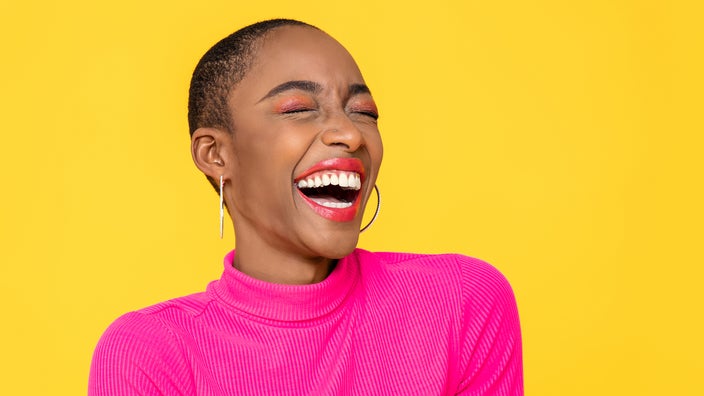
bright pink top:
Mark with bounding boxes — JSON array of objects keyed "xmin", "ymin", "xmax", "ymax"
[{"xmin": 89, "ymin": 249, "xmax": 523, "ymax": 395}]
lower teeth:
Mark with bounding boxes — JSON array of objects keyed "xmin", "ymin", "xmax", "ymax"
[{"xmin": 318, "ymin": 201, "xmax": 352, "ymax": 209}]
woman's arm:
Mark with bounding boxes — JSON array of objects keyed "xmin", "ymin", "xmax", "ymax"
[{"xmin": 455, "ymin": 255, "xmax": 524, "ymax": 395}]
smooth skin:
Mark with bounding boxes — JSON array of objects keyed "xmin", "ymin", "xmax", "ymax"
[{"xmin": 191, "ymin": 26, "xmax": 383, "ymax": 285}]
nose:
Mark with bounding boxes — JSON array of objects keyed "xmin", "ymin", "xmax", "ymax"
[{"xmin": 320, "ymin": 117, "xmax": 364, "ymax": 152}]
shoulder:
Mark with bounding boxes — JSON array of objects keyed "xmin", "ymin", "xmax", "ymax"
[
  {"xmin": 137, "ymin": 290, "xmax": 213, "ymax": 320},
  {"xmin": 92, "ymin": 291, "xmax": 210, "ymax": 362},
  {"xmin": 353, "ymin": 249, "xmax": 517, "ymax": 311},
  {"xmin": 354, "ymin": 249, "xmax": 512, "ymax": 291},
  {"xmin": 96, "ymin": 291, "xmax": 213, "ymax": 348},
  {"xmin": 88, "ymin": 293, "xmax": 211, "ymax": 395},
  {"xmin": 355, "ymin": 249, "xmax": 519, "ymax": 325},
  {"xmin": 355, "ymin": 248, "xmax": 495, "ymax": 270},
  {"xmin": 451, "ymin": 254, "xmax": 518, "ymax": 311},
  {"xmin": 92, "ymin": 310, "xmax": 181, "ymax": 360}
]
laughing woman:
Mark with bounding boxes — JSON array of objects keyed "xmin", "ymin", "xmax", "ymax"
[{"xmin": 89, "ymin": 19, "xmax": 523, "ymax": 395}]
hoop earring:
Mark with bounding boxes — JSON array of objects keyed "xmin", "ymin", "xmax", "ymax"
[
  {"xmin": 219, "ymin": 175, "xmax": 224, "ymax": 239},
  {"xmin": 360, "ymin": 185, "xmax": 381, "ymax": 233}
]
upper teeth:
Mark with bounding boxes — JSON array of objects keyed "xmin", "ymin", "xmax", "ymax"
[{"xmin": 297, "ymin": 171, "xmax": 361, "ymax": 190}]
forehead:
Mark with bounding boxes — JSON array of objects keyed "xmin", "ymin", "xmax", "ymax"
[{"xmin": 242, "ymin": 26, "xmax": 366, "ymax": 92}]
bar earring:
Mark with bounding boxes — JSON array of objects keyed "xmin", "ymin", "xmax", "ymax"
[{"xmin": 219, "ymin": 175, "xmax": 224, "ymax": 239}]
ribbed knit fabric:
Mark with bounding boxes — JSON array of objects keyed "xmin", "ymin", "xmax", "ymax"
[{"xmin": 89, "ymin": 249, "xmax": 523, "ymax": 395}]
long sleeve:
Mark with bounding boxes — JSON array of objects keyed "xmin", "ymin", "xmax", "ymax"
[
  {"xmin": 88, "ymin": 311, "xmax": 195, "ymax": 396},
  {"xmin": 455, "ymin": 255, "xmax": 523, "ymax": 395}
]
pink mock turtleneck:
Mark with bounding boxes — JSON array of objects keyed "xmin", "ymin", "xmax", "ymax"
[{"xmin": 89, "ymin": 249, "xmax": 522, "ymax": 395}]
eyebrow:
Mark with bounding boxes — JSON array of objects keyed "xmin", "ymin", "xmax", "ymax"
[
  {"xmin": 258, "ymin": 80, "xmax": 321, "ymax": 102},
  {"xmin": 258, "ymin": 80, "xmax": 373, "ymax": 102},
  {"xmin": 349, "ymin": 83, "xmax": 372, "ymax": 97}
]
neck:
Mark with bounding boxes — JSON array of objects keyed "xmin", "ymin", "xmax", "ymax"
[{"xmin": 231, "ymin": 234, "xmax": 336, "ymax": 285}]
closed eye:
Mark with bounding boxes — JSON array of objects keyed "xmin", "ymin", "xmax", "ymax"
[
  {"xmin": 282, "ymin": 108, "xmax": 315, "ymax": 114},
  {"xmin": 355, "ymin": 110, "xmax": 379, "ymax": 120},
  {"xmin": 274, "ymin": 94, "xmax": 317, "ymax": 115},
  {"xmin": 349, "ymin": 109, "xmax": 379, "ymax": 120},
  {"xmin": 347, "ymin": 96, "xmax": 378, "ymax": 121}
]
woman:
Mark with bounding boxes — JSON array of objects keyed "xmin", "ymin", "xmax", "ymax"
[{"xmin": 89, "ymin": 19, "xmax": 523, "ymax": 395}]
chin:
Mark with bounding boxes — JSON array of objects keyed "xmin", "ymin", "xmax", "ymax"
[{"xmin": 310, "ymin": 228, "xmax": 360, "ymax": 259}]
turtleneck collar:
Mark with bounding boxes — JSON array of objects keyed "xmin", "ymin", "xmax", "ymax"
[{"xmin": 208, "ymin": 250, "xmax": 361, "ymax": 322}]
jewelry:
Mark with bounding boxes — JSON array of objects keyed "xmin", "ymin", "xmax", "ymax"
[
  {"xmin": 360, "ymin": 184, "xmax": 381, "ymax": 233},
  {"xmin": 219, "ymin": 175, "xmax": 224, "ymax": 239}
]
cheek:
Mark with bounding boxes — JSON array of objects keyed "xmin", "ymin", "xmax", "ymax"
[
  {"xmin": 233, "ymin": 125, "xmax": 316, "ymax": 186},
  {"xmin": 365, "ymin": 130, "xmax": 384, "ymax": 169}
]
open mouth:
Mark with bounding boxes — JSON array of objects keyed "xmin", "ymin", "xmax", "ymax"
[
  {"xmin": 294, "ymin": 158, "xmax": 365, "ymax": 222},
  {"xmin": 296, "ymin": 171, "xmax": 362, "ymax": 208}
]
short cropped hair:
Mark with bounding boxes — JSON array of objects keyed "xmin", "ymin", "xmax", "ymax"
[
  {"xmin": 188, "ymin": 19, "xmax": 315, "ymax": 136},
  {"xmin": 188, "ymin": 19, "xmax": 317, "ymax": 192}
]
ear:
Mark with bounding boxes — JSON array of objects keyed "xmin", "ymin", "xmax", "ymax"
[{"xmin": 191, "ymin": 127, "xmax": 232, "ymax": 180}]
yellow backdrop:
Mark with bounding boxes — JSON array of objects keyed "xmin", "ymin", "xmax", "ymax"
[{"xmin": 1, "ymin": 0, "xmax": 702, "ymax": 394}]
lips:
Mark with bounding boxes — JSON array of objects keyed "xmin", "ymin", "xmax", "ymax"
[{"xmin": 294, "ymin": 158, "xmax": 365, "ymax": 222}]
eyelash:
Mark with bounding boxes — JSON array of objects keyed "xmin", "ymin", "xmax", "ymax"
[
  {"xmin": 280, "ymin": 105, "xmax": 378, "ymax": 120},
  {"xmin": 351, "ymin": 109, "xmax": 379, "ymax": 120},
  {"xmin": 279, "ymin": 104, "xmax": 319, "ymax": 116}
]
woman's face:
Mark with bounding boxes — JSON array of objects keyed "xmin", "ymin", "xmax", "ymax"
[{"xmin": 223, "ymin": 26, "xmax": 383, "ymax": 260}]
